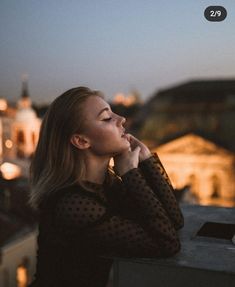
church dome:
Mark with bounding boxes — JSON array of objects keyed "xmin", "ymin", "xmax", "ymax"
[{"xmin": 15, "ymin": 107, "xmax": 37, "ymax": 122}]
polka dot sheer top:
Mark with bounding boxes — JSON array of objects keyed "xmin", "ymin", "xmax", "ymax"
[{"xmin": 31, "ymin": 153, "xmax": 184, "ymax": 287}]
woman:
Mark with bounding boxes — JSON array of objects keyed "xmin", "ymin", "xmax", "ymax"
[{"xmin": 28, "ymin": 87, "xmax": 184, "ymax": 287}]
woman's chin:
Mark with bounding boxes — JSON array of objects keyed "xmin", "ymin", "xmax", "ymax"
[
  {"xmin": 121, "ymin": 134, "xmax": 130, "ymax": 144},
  {"xmin": 121, "ymin": 137, "xmax": 130, "ymax": 146},
  {"xmin": 120, "ymin": 142, "xmax": 131, "ymax": 151},
  {"xmin": 112, "ymin": 142, "xmax": 130, "ymax": 154}
]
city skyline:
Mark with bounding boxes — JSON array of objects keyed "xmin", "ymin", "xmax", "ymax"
[{"xmin": 1, "ymin": 0, "xmax": 235, "ymax": 104}]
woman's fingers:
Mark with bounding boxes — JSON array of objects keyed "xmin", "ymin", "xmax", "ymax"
[
  {"xmin": 113, "ymin": 142, "xmax": 141, "ymax": 176},
  {"xmin": 129, "ymin": 134, "xmax": 142, "ymax": 144},
  {"xmin": 127, "ymin": 133, "xmax": 143, "ymax": 149},
  {"xmin": 126, "ymin": 133, "xmax": 151, "ymax": 162}
]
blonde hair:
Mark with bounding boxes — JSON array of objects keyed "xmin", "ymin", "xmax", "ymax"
[{"xmin": 28, "ymin": 87, "xmax": 115, "ymax": 211}]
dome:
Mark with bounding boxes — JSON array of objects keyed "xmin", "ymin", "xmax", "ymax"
[{"xmin": 15, "ymin": 107, "xmax": 37, "ymax": 122}]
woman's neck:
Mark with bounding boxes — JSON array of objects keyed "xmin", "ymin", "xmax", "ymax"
[{"xmin": 82, "ymin": 153, "xmax": 111, "ymax": 185}]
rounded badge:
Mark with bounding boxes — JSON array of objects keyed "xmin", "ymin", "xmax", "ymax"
[{"xmin": 204, "ymin": 6, "xmax": 227, "ymax": 22}]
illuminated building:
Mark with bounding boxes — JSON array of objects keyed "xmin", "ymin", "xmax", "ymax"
[
  {"xmin": 0, "ymin": 76, "xmax": 41, "ymax": 160},
  {"xmin": 0, "ymin": 77, "xmax": 42, "ymax": 179},
  {"xmin": 154, "ymin": 133, "xmax": 235, "ymax": 207},
  {"xmin": 11, "ymin": 77, "xmax": 41, "ymax": 159},
  {"xmin": 0, "ymin": 216, "xmax": 37, "ymax": 287},
  {"xmin": 113, "ymin": 90, "xmax": 142, "ymax": 106}
]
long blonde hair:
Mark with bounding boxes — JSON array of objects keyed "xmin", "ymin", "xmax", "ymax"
[{"xmin": 28, "ymin": 87, "xmax": 115, "ymax": 211}]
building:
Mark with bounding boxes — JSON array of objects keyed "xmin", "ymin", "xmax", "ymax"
[
  {"xmin": 0, "ymin": 176, "xmax": 38, "ymax": 287},
  {"xmin": 131, "ymin": 79, "xmax": 235, "ymax": 152},
  {"xmin": 0, "ymin": 78, "xmax": 40, "ymax": 286},
  {"xmin": 0, "ymin": 78, "xmax": 41, "ymax": 161},
  {"xmin": 0, "ymin": 78, "xmax": 41, "ymax": 178},
  {"xmin": 0, "ymin": 213, "xmax": 37, "ymax": 287},
  {"xmin": 153, "ymin": 133, "xmax": 235, "ymax": 207}
]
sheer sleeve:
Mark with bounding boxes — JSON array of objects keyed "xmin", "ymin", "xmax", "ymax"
[
  {"xmin": 138, "ymin": 152, "xmax": 184, "ymax": 230},
  {"xmin": 54, "ymin": 168, "xmax": 181, "ymax": 259}
]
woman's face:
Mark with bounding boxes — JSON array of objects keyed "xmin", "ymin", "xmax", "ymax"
[{"xmin": 78, "ymin": 96, "xmax": 130, "ymax": 156}]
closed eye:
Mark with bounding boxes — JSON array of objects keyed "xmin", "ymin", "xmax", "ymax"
[{"xmin": 103, "ymin": 118, "xmax": 112, "ymax": 121}]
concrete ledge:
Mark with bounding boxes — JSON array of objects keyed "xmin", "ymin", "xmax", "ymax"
[{"xmin": 112, "ymin": 204, "xmax": 235, "ymax": 287}]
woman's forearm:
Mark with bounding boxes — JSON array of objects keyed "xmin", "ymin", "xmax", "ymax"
[
  {"xmin": 139, "ymin": 152, "xmax": 184, "ymax": 230},
  {"xmin": 120, "ymin": 167, "xmax": 181, "ymax": 252}
]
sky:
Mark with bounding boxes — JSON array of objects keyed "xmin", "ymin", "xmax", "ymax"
[{"xmin": 1, "ymin": 0, "xmax": 235, "ymax": 104}]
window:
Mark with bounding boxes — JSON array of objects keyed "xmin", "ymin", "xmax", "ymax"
[
  {"xmin": 16, "ymin": 257, "xmax": 30, "ymax": 287},
  {"xmin": 17, "ymin": 131, "xmax": 25, "ymax": 144},
  {"xmin": 31, "ymin": 132, "xmax": 35, "ymax": 146},
  {"xmin": 211, "ymin": 175, "xmax": 220, "ymax": 198},
  {"xmin": 187, "ymin": 174, "xmax": 197, "ymax": 194}
]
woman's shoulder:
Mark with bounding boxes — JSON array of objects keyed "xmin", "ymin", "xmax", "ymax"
[
  {"xmin": 54, "ymin": 183, "xmax": 114, "ymax": 212},
  {"xmin": 55, "ymin": 184, "xmax": 104, "ymax": 205},
  {"xmin": 39, "ymin": 184, "xmax": 98, "ymax": 210},
  {"xmin": 53, "ymin": 185, "xmax": 108, "ymax": 228}
]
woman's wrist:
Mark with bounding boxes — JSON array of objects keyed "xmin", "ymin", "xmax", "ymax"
[
  {"xmin": 114, "ymin": 164, "xmax": 137, "ymax": 177},
  {"xmin": 139, "ymin": 152, "xmax": 153, "ymax": 163}
]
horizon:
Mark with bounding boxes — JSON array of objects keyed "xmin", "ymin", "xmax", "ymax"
[{"xmin": 3, "ymin": 76, "xmax": 235, "ymax": 107}]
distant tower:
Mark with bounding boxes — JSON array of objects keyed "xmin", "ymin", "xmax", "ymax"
[
  {"xmin": 12, "ymin": 75, "xmax": 41, "ymax": 159},
  {"xmin": 17, "ymin": 74, "xmax": 32, "ymax": 110}
]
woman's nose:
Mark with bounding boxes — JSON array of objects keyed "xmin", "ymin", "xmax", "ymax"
[
  {"xmin": 118, "ymin": 115, "xmax": 126, "ymax": 126},
  {"xmin": 117, "ymin": 115, "xmax": 126, "ymax": 126}
]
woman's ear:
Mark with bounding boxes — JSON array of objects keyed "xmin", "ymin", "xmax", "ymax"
[{"xmin": 70, "ymin": 134, "xmax": 90, "ymax": 150}]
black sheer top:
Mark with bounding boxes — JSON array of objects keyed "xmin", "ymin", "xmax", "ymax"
[{"xmin": 30, "ymin": 153, "xmax": 184, "ymax": 287}]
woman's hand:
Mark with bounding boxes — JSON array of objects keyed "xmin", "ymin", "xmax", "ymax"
[
  {"xmin": 126, "ymin": 134, "xmax": 152, "ymax": 163},
  {"xmin": 113, "ymin": 144, "xmax": 141, "ymax": 177},
  {"xmin": 113, "ymin": 134, "xmax": 152, "ymax": 176}
]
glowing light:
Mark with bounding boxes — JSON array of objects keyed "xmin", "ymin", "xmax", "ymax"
[
  {"xmin": 0, "ymin": 98, "xmax": 7, "ymax": 111},
  {"xmin": 113, "ymin": 93, "xmax": 137, "ymax": 106},
  {"xmin": 5, "ymin": 139, "xmax": 13, "ymax": 149},
  {"xmin": 0, "ymin": 162, "xmax": 21, "ymax": 180},
  {"xmin": 109, "ymin": 157, "xmax": 114, "ymax": 167},
  {"xmin": 113, "ymin": 93, "xmax": 126, "ymax": 104},
  {"xmin": 16, "ymin": 265, "xmax": 28, "ymax": 287}
]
